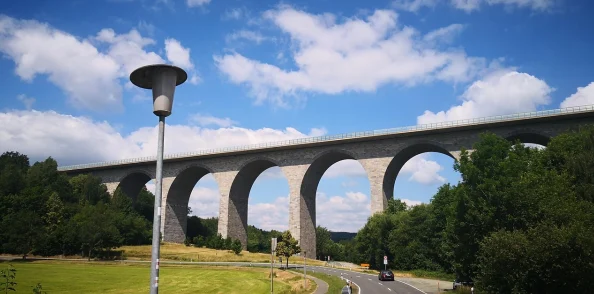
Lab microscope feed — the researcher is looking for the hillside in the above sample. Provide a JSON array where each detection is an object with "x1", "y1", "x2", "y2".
[{"x1": 330, "y1": 232, "x2": 357, "y2": 242}]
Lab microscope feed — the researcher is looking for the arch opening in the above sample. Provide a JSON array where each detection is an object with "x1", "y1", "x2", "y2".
[
  {"x1": 229, "y1": 158, "x2": 285, "y2": 249},
  {"x1": 117, "y1": 171, "x2": 152, "y2": 203},
  {"x1": 301, "y1": 150, "x2": 368, "y2": 260},
  {"x1": 315, "y1": 157, "x2": 370, "y2": 262},
  {"x1": 246, "y1": 165, "x2": 290, "y2": 253},
  {"x1": 163, "y1": 165, "x2": 217, "y2": 243},
  {"x1": 384, "y1": 143, "x2": 455, "y2": 202}
]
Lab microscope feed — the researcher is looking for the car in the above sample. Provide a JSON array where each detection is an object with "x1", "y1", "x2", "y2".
[
  {"x1": 378, "y1": 270, "x2": 395, "y2": 281},
  {"x1": 453, "y1": 279, "x2": 474, "y2": 290}
]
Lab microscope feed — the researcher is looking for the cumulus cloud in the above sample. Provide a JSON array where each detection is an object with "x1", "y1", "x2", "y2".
[
  {"x1": 417, "y1": 69, "x2": 554, "y2": 124},
  {"x1": 164, "y1": 38, "x2": 200, "y2": 84},
  {"x1": 560, "y1": 82, "x2": 594, "y2": 109},
  {"x1": 401, "y1": 154, "x2": 446, "y2": 184},
  {"x1": 0, "y1": 15, "x2": 198, "y2": 112},
  {"x1": 316, "y1": 191, "x2": 371, "y2": 232},
  {"x1": 214, "y1": 7, "x2": 486, "y2": 107},
  {"x1": 401, "y1": 198, "x2": 423, "y2": 206},
  {"x1": 248, "y1": 196, "x2": 290, "y2": 231},
  {"x1": 0, "y1": 109, "x2": 327, "y2": 166}
]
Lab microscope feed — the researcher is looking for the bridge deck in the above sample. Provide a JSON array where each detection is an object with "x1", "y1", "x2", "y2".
[{"x1": 57, "y1": 104, "x2": 594, "y2": 172}]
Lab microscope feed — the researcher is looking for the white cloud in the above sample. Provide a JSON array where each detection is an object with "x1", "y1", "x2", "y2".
[
  {"x1": 190, "y1": 113, "x2": 238, "y2": 127},
  {"x1": 0, "y1": 109, "x2": 327, "y2": 166},
  {"x1": 0, "y1": 16, "x2": 122, "y2": 111},
  {"x1": 423, "y1": 24, "x2": 465, "y2": 44},
  {"x1": 401, "y1": 154, "x2": 446, "y2": 184},
  {"x1": 248, "y1": 196, "x2": 289, "y2": 231},
  {"x1": 393, "y1": 0, "x2": 554, "y2": 13},
  {"x1": 560, "y1": 82, "x2": 594, "y2": 109},
  {"x1": 316, "y1": 191, "x2": 371, "y2": 232},
  {"x1": 392, "y1": 0, "x2": 439, "y2": 12},
  {"x1": 226, "y1": 30, "x2": 268, "y2": 44},
  {"x1": 186, "y1": 0, "x2": 211, "y2": 8},
  {"x1": 164, "y1": 38, "x2": 193, "y2": 70},
  {"x1": 485, "y1": 0, "x2": 554, "y2": 11},
  {"x1": 401, "y1": 198, "x2": 423, "y2": 206},
  {"x1": 417, "y1": 69, "x2": 553, "y2": 124},
  {"x1": 450, "y1": 0, "x2": 483, "y2": 12},
  {"x1": 324, "y1": 160, "x2": 367, "y2": 178},
  {"x1": 16, "y1": 94, "x2": 35, "y2": 110},
  {"x1": 214, "y1": 7, "x2": 486, "y2": 107},
  {"x1": 0, "y1": 15, "x2": 198, "y2": 112},
  {"x1": 94, "y1": 28, "x2": 165, "y2": 78},
  {"x1": 164, "y1": 38, "x2": 200, "y2": 85}
]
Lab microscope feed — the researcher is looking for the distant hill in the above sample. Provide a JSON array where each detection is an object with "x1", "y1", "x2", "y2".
[{"x1": 330, "y1": 231, "x2": 357, "y2": 242}]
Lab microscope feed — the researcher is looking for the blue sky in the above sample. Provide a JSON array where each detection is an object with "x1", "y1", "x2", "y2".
[{"x1": 1, "y1": 0, "x2": 594, "y2": 232}]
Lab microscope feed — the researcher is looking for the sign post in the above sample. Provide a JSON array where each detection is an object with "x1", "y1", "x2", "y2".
[
  {"x1": 384, "y1": 255, "x2": 388, "y2": 271},
  {"x1": 271, "y1": 237, "x2": 277, "y2": 293}
]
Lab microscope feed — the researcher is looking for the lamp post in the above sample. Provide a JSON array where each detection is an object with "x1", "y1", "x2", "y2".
[{"x1": 130, "y1": 64, "x2": 187, "y2": 294}]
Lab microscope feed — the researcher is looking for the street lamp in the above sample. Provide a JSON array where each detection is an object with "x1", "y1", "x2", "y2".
[{"x1": 130, "y1": 64, "x2": 187, "y2": 294}]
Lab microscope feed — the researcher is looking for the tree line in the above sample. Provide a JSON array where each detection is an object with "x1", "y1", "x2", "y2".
[
  {"x1": 0, "y1": 152, "x2": 157, "y2": 259},
  {"x1": 343, "y1": 128, "x2": 594, "y2": 293}
]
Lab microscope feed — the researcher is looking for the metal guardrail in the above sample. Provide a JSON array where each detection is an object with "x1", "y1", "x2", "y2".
[{"x1": 57, "y1": 104, "x2": 594, "y2": 171}]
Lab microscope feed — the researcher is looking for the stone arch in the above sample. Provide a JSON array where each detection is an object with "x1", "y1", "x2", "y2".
[
  {"x1": 298, "y1": 149, "x2": 363, "y2": 258},
  {"x1": 383, "y1": 140, "x2": 455, "y2": 201},
  {"x1": 504, "y1": 129, "x2": 550, "y2": 146},
  {"x1": 228, "y1": 157, "x2": 283, "y2": 248},
  {"x1": 163, "y1": 164, "x2": 215, "y2": 243},
  {"x1": 302, "y1": 149, "x2": 358, "y2": 198},
  {"x1": 116, "y1": 169, "x2": 152, "y2": 202}
]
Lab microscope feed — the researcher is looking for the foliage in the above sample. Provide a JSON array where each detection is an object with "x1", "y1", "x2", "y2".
[
  {"x1": 276, "y1": 231, "x2": 301, "y2": 268},
  {"x1": 231, "y1": 239, "x2": 242, "y2": 255},
  {"x1": 344, "y1": 128, "x2": 594, "y2": 292},
  {"x1": 0, "y1": 264, "x2": 16, "y2": 293},
  {"x1": 0, "y1": 152, "x2": 152, "y2": 259}
]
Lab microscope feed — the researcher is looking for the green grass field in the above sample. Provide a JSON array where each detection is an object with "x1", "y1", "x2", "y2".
[{"x1": 2, "y1": 261, "x2": 295, "y2": 294}]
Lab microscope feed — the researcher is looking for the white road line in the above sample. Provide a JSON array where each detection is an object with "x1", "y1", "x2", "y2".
[
  {"x1": 356, "y1": 276, "x2": 360, "y2": 278},
  {"x1": 378, "y1": 282, "x2": 383, "y2": 286},
  {"x1": 388, "y1": 288, "x2": 392, "y2": 291},
  {"x1": 368, "y1": 278, "x2": 372, "y2": 281}
]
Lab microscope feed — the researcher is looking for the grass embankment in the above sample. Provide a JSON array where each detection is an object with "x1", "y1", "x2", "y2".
[
  {"x1": 121, "y1": 243, "x2": 325, "y2": 266},
  {"x1": 2, "y1": 260, "x2": 311, "y2": 294}
]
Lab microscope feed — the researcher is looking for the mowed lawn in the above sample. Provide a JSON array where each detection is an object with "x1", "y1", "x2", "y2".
[{"x1": 6, "y1": 261, "x2": 291, "y2": 294}]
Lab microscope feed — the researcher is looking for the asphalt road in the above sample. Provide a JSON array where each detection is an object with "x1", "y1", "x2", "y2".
[{"x1": 307, "y1": 265, "x2": 427, "y2": 294}]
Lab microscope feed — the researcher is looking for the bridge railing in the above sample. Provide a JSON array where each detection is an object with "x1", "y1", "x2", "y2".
[{"x1": 57, "y1": 104, "x2": 594, "y2": 171}]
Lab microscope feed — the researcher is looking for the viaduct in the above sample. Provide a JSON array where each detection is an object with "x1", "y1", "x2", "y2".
[{"x1": 57, "y1": 105, "x2": 594, "y2": 258}]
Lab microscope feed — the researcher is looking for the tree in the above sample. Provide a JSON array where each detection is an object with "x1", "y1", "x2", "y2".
[
  {"x1": 276, "y1": 231, "x2": 300, "y2": 269},
  {"x1": 386, "y1": 198, "x2": 407, "y2": 214},
  {"x1": 73, "y1": 203, "x2": 122, "y2": 260},
  {"x1": 231, "y1": 239, "x2": 242, "y2": 255},
  {"x1": 69, "y1": 174, "x2": 109, "y2": 205}
]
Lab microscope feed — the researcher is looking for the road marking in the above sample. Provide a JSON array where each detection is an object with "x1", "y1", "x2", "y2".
[
  {"x1": 378, "y1": 282, "x2": 383, "y2": 286},
  {"x1": 388, "y1": 288, "x2": 392, "y2": 291},
  {"x1": 356, "y1": 276, "x2": 360, "y2": 278},
  {"x1": 368, "y1": 278, "x2": 372, "y2": 281}
]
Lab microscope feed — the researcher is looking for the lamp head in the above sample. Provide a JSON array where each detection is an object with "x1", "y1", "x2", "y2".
[{"x1": 130, "y1": 64, "x2": 187, "y2": 117}]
